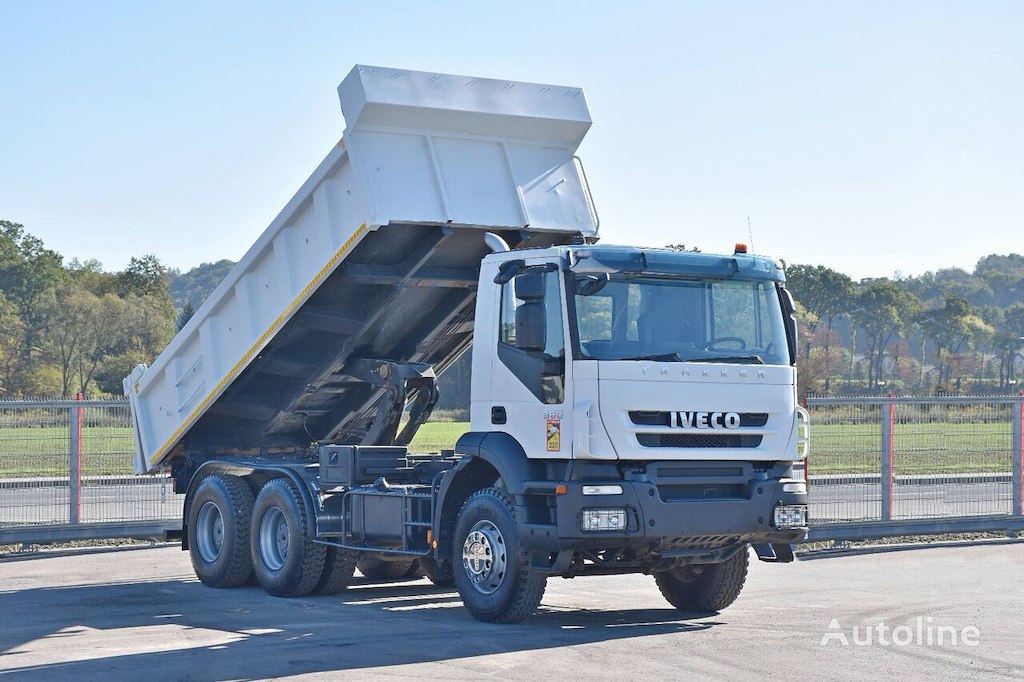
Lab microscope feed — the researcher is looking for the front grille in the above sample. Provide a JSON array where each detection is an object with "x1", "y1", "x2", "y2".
[
  {"x1": 629, "y1": 411, "x2": 769, "y2": 427},
  {"x1": 636, "y1": 433, "x2": 763, "y2": 448}
]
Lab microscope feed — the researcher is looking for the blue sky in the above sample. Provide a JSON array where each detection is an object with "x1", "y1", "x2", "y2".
[{"x1": 1, "y1": 1, "x2": 1021, "y2": 280}]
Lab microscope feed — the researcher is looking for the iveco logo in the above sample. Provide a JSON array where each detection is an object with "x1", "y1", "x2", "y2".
[{"x1": 670, "y1": 411, "x2": 742, "y2": 429}]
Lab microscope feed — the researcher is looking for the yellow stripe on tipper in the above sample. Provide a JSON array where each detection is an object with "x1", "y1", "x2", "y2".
[{"x1": 147, "y1": 224, "x2": 369, "y2": 466}]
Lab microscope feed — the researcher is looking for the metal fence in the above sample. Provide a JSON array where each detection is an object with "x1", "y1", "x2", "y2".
[
  {"x1": 1, "y1": 397, "x2": 1022, "y2": 546},
  {"x1": 806, "y1": 395, "x2": 1024, "y2": 541},
  {"x1": 0, "y1": 399, "x2": 181, "y2": 544}
]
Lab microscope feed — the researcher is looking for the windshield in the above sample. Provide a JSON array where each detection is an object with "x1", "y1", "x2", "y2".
[{"x1": 572, "y1": 274, "x2": 792, "y2": 365}]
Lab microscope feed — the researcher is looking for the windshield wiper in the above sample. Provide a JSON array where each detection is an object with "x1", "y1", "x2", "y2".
[
  {"x1": 621, "y1": 352, "x2": 685, "y2": 362},
  {"x1": 687, "y1": 355, "x2": 764, "y2": 365}
]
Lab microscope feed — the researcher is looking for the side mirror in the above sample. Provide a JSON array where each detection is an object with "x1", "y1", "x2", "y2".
[{"x1": 779, "y1": 287, "x2": 798, "y2": 363}]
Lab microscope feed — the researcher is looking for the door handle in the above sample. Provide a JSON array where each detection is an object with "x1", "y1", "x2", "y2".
[{"x1": 491, "y1": 406, "x2": 507, "y2": 425}]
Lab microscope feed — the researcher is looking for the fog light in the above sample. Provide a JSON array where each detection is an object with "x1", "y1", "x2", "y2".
[
  {"x1": 582, "y1": 485, "x2": 623, "y2": 496},
  {"x1": 774, "y1": 504, "x2": 807, "y2": 528},
  {"x1": 782, "y1": 481, "x2": 807, "y2": 494},
  {"x1": 581, "y1": 508, "x2": 626, "y2": 531}
]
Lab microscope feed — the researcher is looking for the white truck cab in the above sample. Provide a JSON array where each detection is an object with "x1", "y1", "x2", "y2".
[{"x1": 471, "y1": 244, "x2": 805, "y2": 464}]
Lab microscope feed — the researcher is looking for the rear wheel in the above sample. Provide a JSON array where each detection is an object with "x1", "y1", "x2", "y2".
[
  {"x1": 187, "y1": 474, "x2": 254, "y2": 588},
  {"x1": 357, "y1": 556, "x2": 419, "y2": 581},
  {"x1": 250, "y1": 479, "x2": 326, "y2": 597},
  {"x1": 654, "y1": 547, "x2": 750, "y2": 612},
  {"x1": 315, "y1": 545, "x2": 358, "y2": 595},
  {"x1": 452, "y1": 488, "x2": 546, "y2": 623}
]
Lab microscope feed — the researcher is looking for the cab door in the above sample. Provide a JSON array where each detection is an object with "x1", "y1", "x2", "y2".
[{"x1": 488, "y1": 266, "x2": 572, "y2": 458}]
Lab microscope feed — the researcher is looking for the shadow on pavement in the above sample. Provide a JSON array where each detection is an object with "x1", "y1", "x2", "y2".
[{"x1": 0, "y1": 572, "x2": 718, "y2": 679}]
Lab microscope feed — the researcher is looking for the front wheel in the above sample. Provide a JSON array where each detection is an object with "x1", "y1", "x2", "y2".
[
  {"x1": 654, "y1": 547, "x2": 750, "y2": 612},
  {"x1": 452, "y1": 488, "x2": 546, "y2": 623}
]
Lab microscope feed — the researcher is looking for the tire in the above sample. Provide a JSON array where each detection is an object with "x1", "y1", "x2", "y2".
[
  {"x1": 405, "y1": 559, "x2": 426, "y2": 579},
  {"x1": 314, "y1": 545, "x2": 358, "y2": 595},
  {"x1": 250, "y1": 478, "x2": 327, "y2": 598},
  {"x1": 187, "y1": 474, "x2": 254, "y2": 588},
  {"x1": 419, "y1": 556, "x2": 455, "y2": 588},
  {"x1": 654, "y1": 546, "x2": 750, "y2": 612},
  {"x1": 357, "y1": 556, "x2": 419, "y2": 581},
  {"x1": 452, "y1": 488, "x2": 546, "y2": 623}
]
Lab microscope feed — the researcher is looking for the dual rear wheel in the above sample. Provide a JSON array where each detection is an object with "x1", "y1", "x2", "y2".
[{"x1": 188, "y1": 474, "x2": 356, "y2": 597}]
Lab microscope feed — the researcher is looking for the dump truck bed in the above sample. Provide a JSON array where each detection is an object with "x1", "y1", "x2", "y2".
[{"x1": 125, "y1": 65, "x2": 598, "y2": 473}]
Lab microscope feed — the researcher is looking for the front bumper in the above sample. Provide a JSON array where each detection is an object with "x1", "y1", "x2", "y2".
[{"x1": 519, "y1": 476, "x2": 807, "y2": 556}]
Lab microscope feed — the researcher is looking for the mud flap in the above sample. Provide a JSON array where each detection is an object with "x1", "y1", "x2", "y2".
[{"x1": 753, "y1": 543, "x2": 796, "y2": 563}]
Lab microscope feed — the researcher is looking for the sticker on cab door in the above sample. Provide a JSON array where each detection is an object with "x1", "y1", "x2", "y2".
[{"x1": 546, "y1": 419, "x2": 561, "y2": 452}]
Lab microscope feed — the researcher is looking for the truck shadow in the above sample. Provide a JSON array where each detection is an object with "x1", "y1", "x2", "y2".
[{"x1": 0, "y1": 574, "x2": 720, "y2": 679}]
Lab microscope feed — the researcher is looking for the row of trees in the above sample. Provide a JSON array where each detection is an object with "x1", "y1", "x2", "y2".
[
  {"x1": 787, "y1": 257, "x2": 1024, "y2": 397},
  {"x1": 2, "y1": 217, "x2": 1022, "y2": 399},
  {"x1": 0, "y1": 220, "x2": 227, "y2": 397}
]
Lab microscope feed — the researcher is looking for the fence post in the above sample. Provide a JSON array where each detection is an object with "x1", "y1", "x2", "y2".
[
  {"x1": 1013, "y1": 393, "x2": 1023, "y2": 518},
  {"x1": 69, "y1": 394, "x2": 83, "y2": 524},
  {"x1": 880, "y1": 396, "x2": 894, "y2": 521}
]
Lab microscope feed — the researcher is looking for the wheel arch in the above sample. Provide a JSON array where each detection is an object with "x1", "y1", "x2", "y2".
[{"x1": 434, "y1": 432, "x2": 548, "y2": 556}]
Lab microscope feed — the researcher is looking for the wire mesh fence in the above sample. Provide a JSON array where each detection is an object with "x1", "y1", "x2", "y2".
[
  {"x1": 807, "y1": 395, "x2": 1023, "y2": 530},
  {"x1": 0, "y1": 399, "x2": 182, "y2": 535},
  {"x1": 1, "y1": 397, "x2": 1021, "y2": 544}
]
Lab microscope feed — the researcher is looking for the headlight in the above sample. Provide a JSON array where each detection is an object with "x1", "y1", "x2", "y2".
[
  {"x1": 581, "y1": 508, "x2": 626, "y2": 531},
  {"x1": 773, "y1": 504, "x2": 808, "y2": 529}
]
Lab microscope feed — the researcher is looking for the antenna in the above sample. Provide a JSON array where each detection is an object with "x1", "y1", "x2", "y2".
[{"x1": 747, "y1": 217, "x2": 755, "y2": 252}]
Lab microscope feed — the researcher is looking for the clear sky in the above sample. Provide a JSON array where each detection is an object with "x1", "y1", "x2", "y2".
[{"x1": 1, "y1": 1, "x2": 1021, "y2": 280}]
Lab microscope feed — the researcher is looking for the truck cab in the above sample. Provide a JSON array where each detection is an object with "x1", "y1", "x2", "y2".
[{"x1": 442, "y1": 243, "x2": 808, "y2": 609}]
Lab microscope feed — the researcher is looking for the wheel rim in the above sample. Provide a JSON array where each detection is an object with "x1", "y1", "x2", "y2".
[
  {"x1": 195, "y1": 501, "x2": 224, "y2": 563},
  {"x1": 259, "y1": 506, "x2": 289, "y2": 571},
  {"x1": 461, "y1": 519, "x2": 507, "y2": 595}
]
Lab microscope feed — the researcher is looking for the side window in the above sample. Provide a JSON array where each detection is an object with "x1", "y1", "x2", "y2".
[
  {"x1": 499, "y1": 278, "x2": 519, "y2": 346},
  {"x1": 496, "y1": 269, "x2": 565, "y2": 404},
  {"x1": 498, "y1": 270, "x2": 563, "y2": 356}
]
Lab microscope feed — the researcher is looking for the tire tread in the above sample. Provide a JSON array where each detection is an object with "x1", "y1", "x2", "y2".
[
  {"x1": 655, "y1": 547, "x2": 749, "y2": 612},
  {"x1": 455, "y1": 487, "x2": 546, "y2": 624}
]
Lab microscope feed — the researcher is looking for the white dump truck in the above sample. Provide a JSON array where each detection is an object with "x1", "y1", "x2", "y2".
[{"x1": 125, "y1": 65, "x2": 809, "y2": 623}]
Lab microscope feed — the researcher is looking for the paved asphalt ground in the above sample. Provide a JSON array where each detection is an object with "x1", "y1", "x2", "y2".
[{"x1": 0, "y1": 543, "x2": 1021, "y2": 680}]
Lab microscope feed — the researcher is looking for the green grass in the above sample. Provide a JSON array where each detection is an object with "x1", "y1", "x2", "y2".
[
  {"x1": 809, "y1": 421, "x2": 1011, "y2": 475},
  {"x1": 0, "y1": 421, "x2": 1014, "y2": 478},
  {"x1": 407, "y1": 421, "x2": 468, "y2": 454},
  {"x1": 0, "y1": 425, "x2": 135, "y2": 477}
]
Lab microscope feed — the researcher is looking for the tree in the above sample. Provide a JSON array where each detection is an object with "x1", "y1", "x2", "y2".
[
  {"x1": 852, "y1": 279, "x2": 920, "y2": 388},
  {"x1": 176, "y1": 300, "x2": 197, "y2": 332},
  {"x1": 974, "y1": 254, "x2": 1024, "y2": 309},
  {"x1": 992, "y1": 303, "x2": 1024, "y2": 389},
  {"x1": 168, "y1": 259, "x2": 234, "y2": 310},
  {"x1": 785, "y1": 264, "x2": 855, "y2": 360},
  {"x1": 918, "y1": 295, "x2": 994, "y2": 390},
  {"x1": 0, "y1": 291, "x2": 26, "y2": 394},
  {"x1": 39, "y1": 287, "x2": 92, "y2": 397},
  {"x1": 115, "y1": 254, "x2": 175, "y2": 323},
  {"x1": 0, "y1": 220, "x2": 67, "y2": 373}
]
